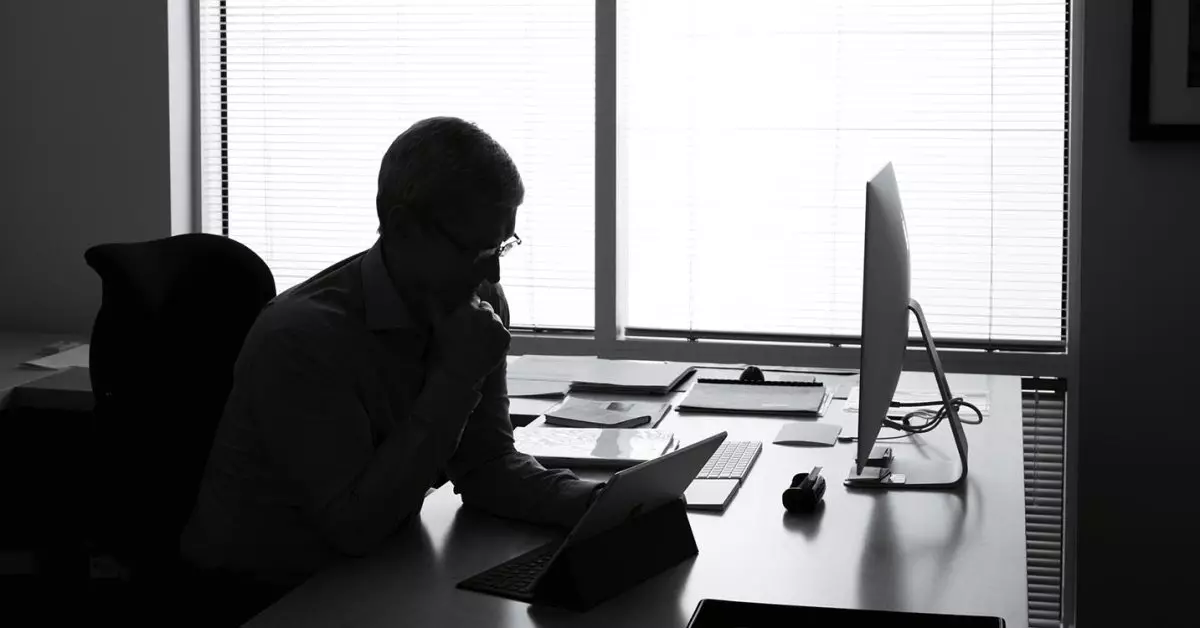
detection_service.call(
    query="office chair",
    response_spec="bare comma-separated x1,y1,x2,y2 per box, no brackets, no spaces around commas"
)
85,233,275,622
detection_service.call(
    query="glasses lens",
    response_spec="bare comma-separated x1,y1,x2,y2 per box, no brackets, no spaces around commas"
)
497,234,522,258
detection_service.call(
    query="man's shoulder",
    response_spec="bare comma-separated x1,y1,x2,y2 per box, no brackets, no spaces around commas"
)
242,282,366,365
254,293,351,338
255,253,368,337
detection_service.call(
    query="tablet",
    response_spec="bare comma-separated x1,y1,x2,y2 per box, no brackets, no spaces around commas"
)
687,599,1006,628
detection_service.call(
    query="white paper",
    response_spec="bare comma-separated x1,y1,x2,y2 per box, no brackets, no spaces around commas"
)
22,344,90,370
513,426,675,467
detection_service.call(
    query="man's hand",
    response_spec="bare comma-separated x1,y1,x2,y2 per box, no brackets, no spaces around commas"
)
431,295,511,387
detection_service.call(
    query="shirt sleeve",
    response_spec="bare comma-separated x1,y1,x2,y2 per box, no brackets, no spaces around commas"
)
444,283,603,528
249,322,478,556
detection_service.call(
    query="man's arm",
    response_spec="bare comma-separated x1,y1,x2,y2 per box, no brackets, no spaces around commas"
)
251,327,479,556
444,284,602,527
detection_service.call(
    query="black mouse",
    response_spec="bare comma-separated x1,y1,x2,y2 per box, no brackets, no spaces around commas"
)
739,365,765,382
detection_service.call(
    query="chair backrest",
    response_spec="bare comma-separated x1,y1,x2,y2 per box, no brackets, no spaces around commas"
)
85,233,275,572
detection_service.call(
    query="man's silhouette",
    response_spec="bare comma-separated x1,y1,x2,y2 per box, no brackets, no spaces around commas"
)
181,117,603,587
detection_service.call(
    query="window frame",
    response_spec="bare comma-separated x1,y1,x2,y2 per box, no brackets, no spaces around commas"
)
202,0,1076,378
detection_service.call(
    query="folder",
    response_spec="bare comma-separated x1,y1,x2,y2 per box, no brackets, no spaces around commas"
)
509,356,694,395
544,398,672,429
678,379,829,416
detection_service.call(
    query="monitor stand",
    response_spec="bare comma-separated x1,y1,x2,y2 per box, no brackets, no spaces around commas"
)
844,298,969,491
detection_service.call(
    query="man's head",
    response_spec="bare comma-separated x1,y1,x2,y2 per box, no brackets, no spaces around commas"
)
375,117,523,312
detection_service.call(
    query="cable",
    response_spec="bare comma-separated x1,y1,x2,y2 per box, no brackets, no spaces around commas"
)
842,398,984,442
882,398,983,434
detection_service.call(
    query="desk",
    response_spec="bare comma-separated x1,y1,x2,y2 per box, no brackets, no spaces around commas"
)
249,370,1027,628
0,331,93,584
0,331,82,410
0,331,93,414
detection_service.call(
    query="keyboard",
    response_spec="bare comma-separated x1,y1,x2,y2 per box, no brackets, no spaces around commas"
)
457,540,561,601
694,440,763,481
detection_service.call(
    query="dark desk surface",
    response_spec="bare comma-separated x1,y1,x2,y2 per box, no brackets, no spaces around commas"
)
249,371,1026,628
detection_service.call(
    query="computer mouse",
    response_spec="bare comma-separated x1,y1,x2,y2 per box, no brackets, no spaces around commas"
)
739,365,765,382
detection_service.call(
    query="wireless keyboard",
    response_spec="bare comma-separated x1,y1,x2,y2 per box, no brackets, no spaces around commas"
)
457,540,561,601
694,440,762,481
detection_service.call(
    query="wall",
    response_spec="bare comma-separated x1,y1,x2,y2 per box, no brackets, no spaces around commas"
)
0,0,174,334
1075,1,1200,625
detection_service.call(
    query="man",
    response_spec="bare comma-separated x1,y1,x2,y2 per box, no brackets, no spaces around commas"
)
181,117,603,587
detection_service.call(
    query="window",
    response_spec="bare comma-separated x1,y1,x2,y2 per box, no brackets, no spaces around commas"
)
200,0,1069,350
198,0,596,329
621,0,1068,348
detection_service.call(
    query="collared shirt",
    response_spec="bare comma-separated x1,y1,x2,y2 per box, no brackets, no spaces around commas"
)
181,241,599,585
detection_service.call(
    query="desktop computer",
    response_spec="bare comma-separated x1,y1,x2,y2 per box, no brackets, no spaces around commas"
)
846,163,969,490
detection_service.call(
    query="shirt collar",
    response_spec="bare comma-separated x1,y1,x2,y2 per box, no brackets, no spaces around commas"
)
361,240,417,331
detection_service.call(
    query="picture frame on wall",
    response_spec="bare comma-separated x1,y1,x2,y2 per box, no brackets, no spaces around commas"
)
1131,0,1200,139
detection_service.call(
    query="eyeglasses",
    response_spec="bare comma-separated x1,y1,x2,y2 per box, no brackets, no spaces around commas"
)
429,219,522,264
491,233,523,260
469,232,522,264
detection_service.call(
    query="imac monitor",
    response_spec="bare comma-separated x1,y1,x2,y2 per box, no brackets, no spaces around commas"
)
852,163,969,489
856,164,911,473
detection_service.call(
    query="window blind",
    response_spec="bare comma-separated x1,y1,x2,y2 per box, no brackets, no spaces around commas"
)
619,0,1069,348
198,0,596,329
1022,377,1066,628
